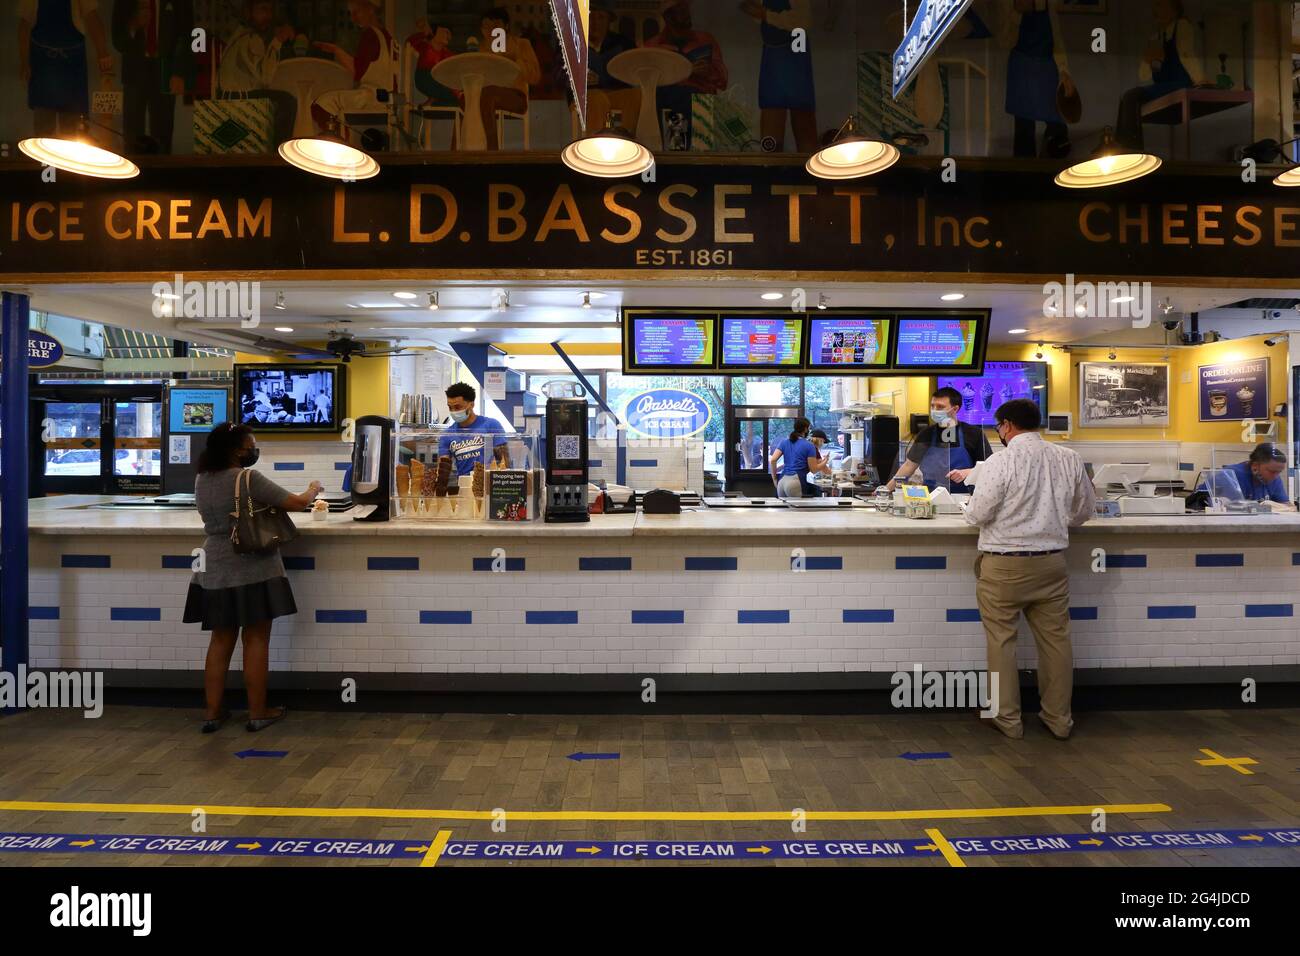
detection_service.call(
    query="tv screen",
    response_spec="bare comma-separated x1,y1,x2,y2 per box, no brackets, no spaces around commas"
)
168,387,229,434
235,365,344,432
626,314,716,371
807,316,891,371
719,315,803,369
938,361,1049,426
893,315,986,371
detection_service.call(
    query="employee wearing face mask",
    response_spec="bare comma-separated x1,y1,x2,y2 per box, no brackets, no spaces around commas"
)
1210,443,1291,505
885,387,992,494
770,416,828,498
437,381,510,477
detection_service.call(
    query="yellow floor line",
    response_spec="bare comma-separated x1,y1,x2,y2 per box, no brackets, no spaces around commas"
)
923,827,967,868
0,800,1172,823
420,830,452,868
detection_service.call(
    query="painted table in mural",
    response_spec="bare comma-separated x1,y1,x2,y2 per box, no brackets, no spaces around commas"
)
607,48,692,151
270,58,355,139
432,53,521,151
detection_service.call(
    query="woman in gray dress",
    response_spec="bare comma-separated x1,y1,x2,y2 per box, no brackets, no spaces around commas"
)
184,423,321,733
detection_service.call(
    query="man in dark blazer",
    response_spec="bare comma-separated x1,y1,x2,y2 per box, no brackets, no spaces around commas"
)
112,0,194,153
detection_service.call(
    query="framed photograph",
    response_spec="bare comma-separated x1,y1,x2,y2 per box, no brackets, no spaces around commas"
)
1079,362,1170,428
1059,0,1108,13
1198,357,1269,422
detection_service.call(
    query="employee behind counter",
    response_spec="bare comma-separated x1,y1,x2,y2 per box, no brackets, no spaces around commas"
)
1201,443,1291,505
437,382,510,478
885,387,993,494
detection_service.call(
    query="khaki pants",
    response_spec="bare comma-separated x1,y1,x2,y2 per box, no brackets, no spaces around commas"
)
974,552,1074,737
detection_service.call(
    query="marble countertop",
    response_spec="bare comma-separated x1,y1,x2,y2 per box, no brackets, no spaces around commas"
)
25,496,1300,538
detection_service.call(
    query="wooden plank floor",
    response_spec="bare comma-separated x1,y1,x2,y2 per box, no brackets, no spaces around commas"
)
0,706,1297,866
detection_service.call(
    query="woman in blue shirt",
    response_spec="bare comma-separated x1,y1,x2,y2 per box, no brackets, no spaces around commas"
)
1223,444,1290,504
769,417,826,498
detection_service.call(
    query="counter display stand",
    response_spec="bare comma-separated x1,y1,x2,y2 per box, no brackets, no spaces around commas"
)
392,426,542,522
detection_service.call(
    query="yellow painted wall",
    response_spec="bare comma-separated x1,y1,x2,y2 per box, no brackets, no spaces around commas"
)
234,349,389,442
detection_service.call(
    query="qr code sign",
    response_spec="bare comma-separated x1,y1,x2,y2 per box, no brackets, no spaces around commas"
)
556,435,581,460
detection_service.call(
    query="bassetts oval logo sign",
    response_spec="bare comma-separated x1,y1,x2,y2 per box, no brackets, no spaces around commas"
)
624,389,710,439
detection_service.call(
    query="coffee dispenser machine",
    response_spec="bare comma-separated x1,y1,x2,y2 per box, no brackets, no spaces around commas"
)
351,415,395,521
544,397,589,522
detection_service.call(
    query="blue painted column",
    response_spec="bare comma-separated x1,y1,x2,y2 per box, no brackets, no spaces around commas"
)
1,291,31,681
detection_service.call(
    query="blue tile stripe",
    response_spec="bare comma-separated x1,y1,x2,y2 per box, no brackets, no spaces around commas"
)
1069,607,1099,621
946,609,981,623
316,609,366,624
843,609,894,623
273,462,305,471
161,555,193,569
29,606,59,620
282,556,315,571
62,554,110,568
629,459,658,468
473,557,526,571
420,610,473,624
631,610,685,624
526,610,578,624
896,556,946,570
794,555,843,571
685,557,737,571
111,607,160,622
1105,554,1147,569
1178,462,1195,471
579,557,632,571
1195,553,1244,568
588,459,604,468
739,610,790,624
368,556,420,571
1245,604,1293,618
1293,553,1300,567
1148,605,1196,620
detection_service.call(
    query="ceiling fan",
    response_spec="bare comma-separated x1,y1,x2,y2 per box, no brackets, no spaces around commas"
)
272,329,412,364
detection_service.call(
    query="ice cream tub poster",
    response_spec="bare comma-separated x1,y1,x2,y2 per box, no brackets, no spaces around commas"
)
1198,358,1269,422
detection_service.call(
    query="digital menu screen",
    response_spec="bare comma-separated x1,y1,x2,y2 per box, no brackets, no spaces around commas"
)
807,316,891,369
938,361,1047,426
720,316,802,368
894,316,981,368
629,315,716,369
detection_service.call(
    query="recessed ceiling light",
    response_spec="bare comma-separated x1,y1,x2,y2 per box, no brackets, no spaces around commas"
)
941,292,965,302
274,326,294,333
393,291,417,300
459,327,476,333
1007,328,1028,334
760,292,784,301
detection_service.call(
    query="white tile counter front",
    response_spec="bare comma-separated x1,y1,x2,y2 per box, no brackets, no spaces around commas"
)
26,498,1300,683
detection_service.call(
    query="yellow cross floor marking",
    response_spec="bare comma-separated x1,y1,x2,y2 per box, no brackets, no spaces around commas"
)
420,830,452,868
0,799,1172,823
923,828,966,868
1195,749,1258,775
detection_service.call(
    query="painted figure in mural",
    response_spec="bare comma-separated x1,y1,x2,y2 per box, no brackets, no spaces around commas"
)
18,0,116,137
310,0,400,145
476,6,541,150
1003,0,1073,158
111,0,194,153
406,17,458,109
646,0,728,150
218,0,297,145
742,0,817,153
582,0,639,132
1114,0,1204,149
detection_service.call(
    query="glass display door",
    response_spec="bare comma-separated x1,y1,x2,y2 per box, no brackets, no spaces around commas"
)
31,385,163,495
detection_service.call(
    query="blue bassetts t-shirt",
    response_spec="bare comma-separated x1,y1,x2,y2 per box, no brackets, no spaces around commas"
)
774,436,818,478
437,416,508,476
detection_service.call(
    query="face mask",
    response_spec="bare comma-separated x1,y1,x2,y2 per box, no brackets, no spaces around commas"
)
931,411,951,425
450,409,469,424
996,426,1007,448
238,447,260,467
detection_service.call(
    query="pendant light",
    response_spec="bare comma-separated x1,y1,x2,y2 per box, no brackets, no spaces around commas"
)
806,117,899,180
1055,126,1160,189
18,119,138,179
561,112,653,178
279,119,379,180
1273,163,1300,188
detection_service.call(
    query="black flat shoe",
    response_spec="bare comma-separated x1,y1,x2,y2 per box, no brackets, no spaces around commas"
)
201,710,231,734
246,705,288,733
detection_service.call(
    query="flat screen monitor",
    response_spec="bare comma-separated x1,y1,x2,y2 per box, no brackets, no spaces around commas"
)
625,313,717,372
806,315,891,372
939,361,1048,426
167,386,229,434
234,364,345,432
719,315,803,369
893,314,986,371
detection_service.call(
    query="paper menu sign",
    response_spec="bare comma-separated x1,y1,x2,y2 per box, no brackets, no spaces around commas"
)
484,369,507,401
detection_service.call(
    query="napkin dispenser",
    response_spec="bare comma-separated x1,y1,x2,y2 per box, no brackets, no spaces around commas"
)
641,489,681,514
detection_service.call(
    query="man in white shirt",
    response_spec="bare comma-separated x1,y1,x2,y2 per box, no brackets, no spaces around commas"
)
963,399,1095,740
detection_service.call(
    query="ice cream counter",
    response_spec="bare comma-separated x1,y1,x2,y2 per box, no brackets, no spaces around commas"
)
26,497,1300,688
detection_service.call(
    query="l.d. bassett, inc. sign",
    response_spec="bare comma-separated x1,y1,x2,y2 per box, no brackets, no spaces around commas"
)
624,389,711,439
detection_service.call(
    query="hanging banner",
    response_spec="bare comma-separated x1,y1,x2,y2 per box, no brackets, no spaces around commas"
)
893,0,975,98
550,0,590,131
